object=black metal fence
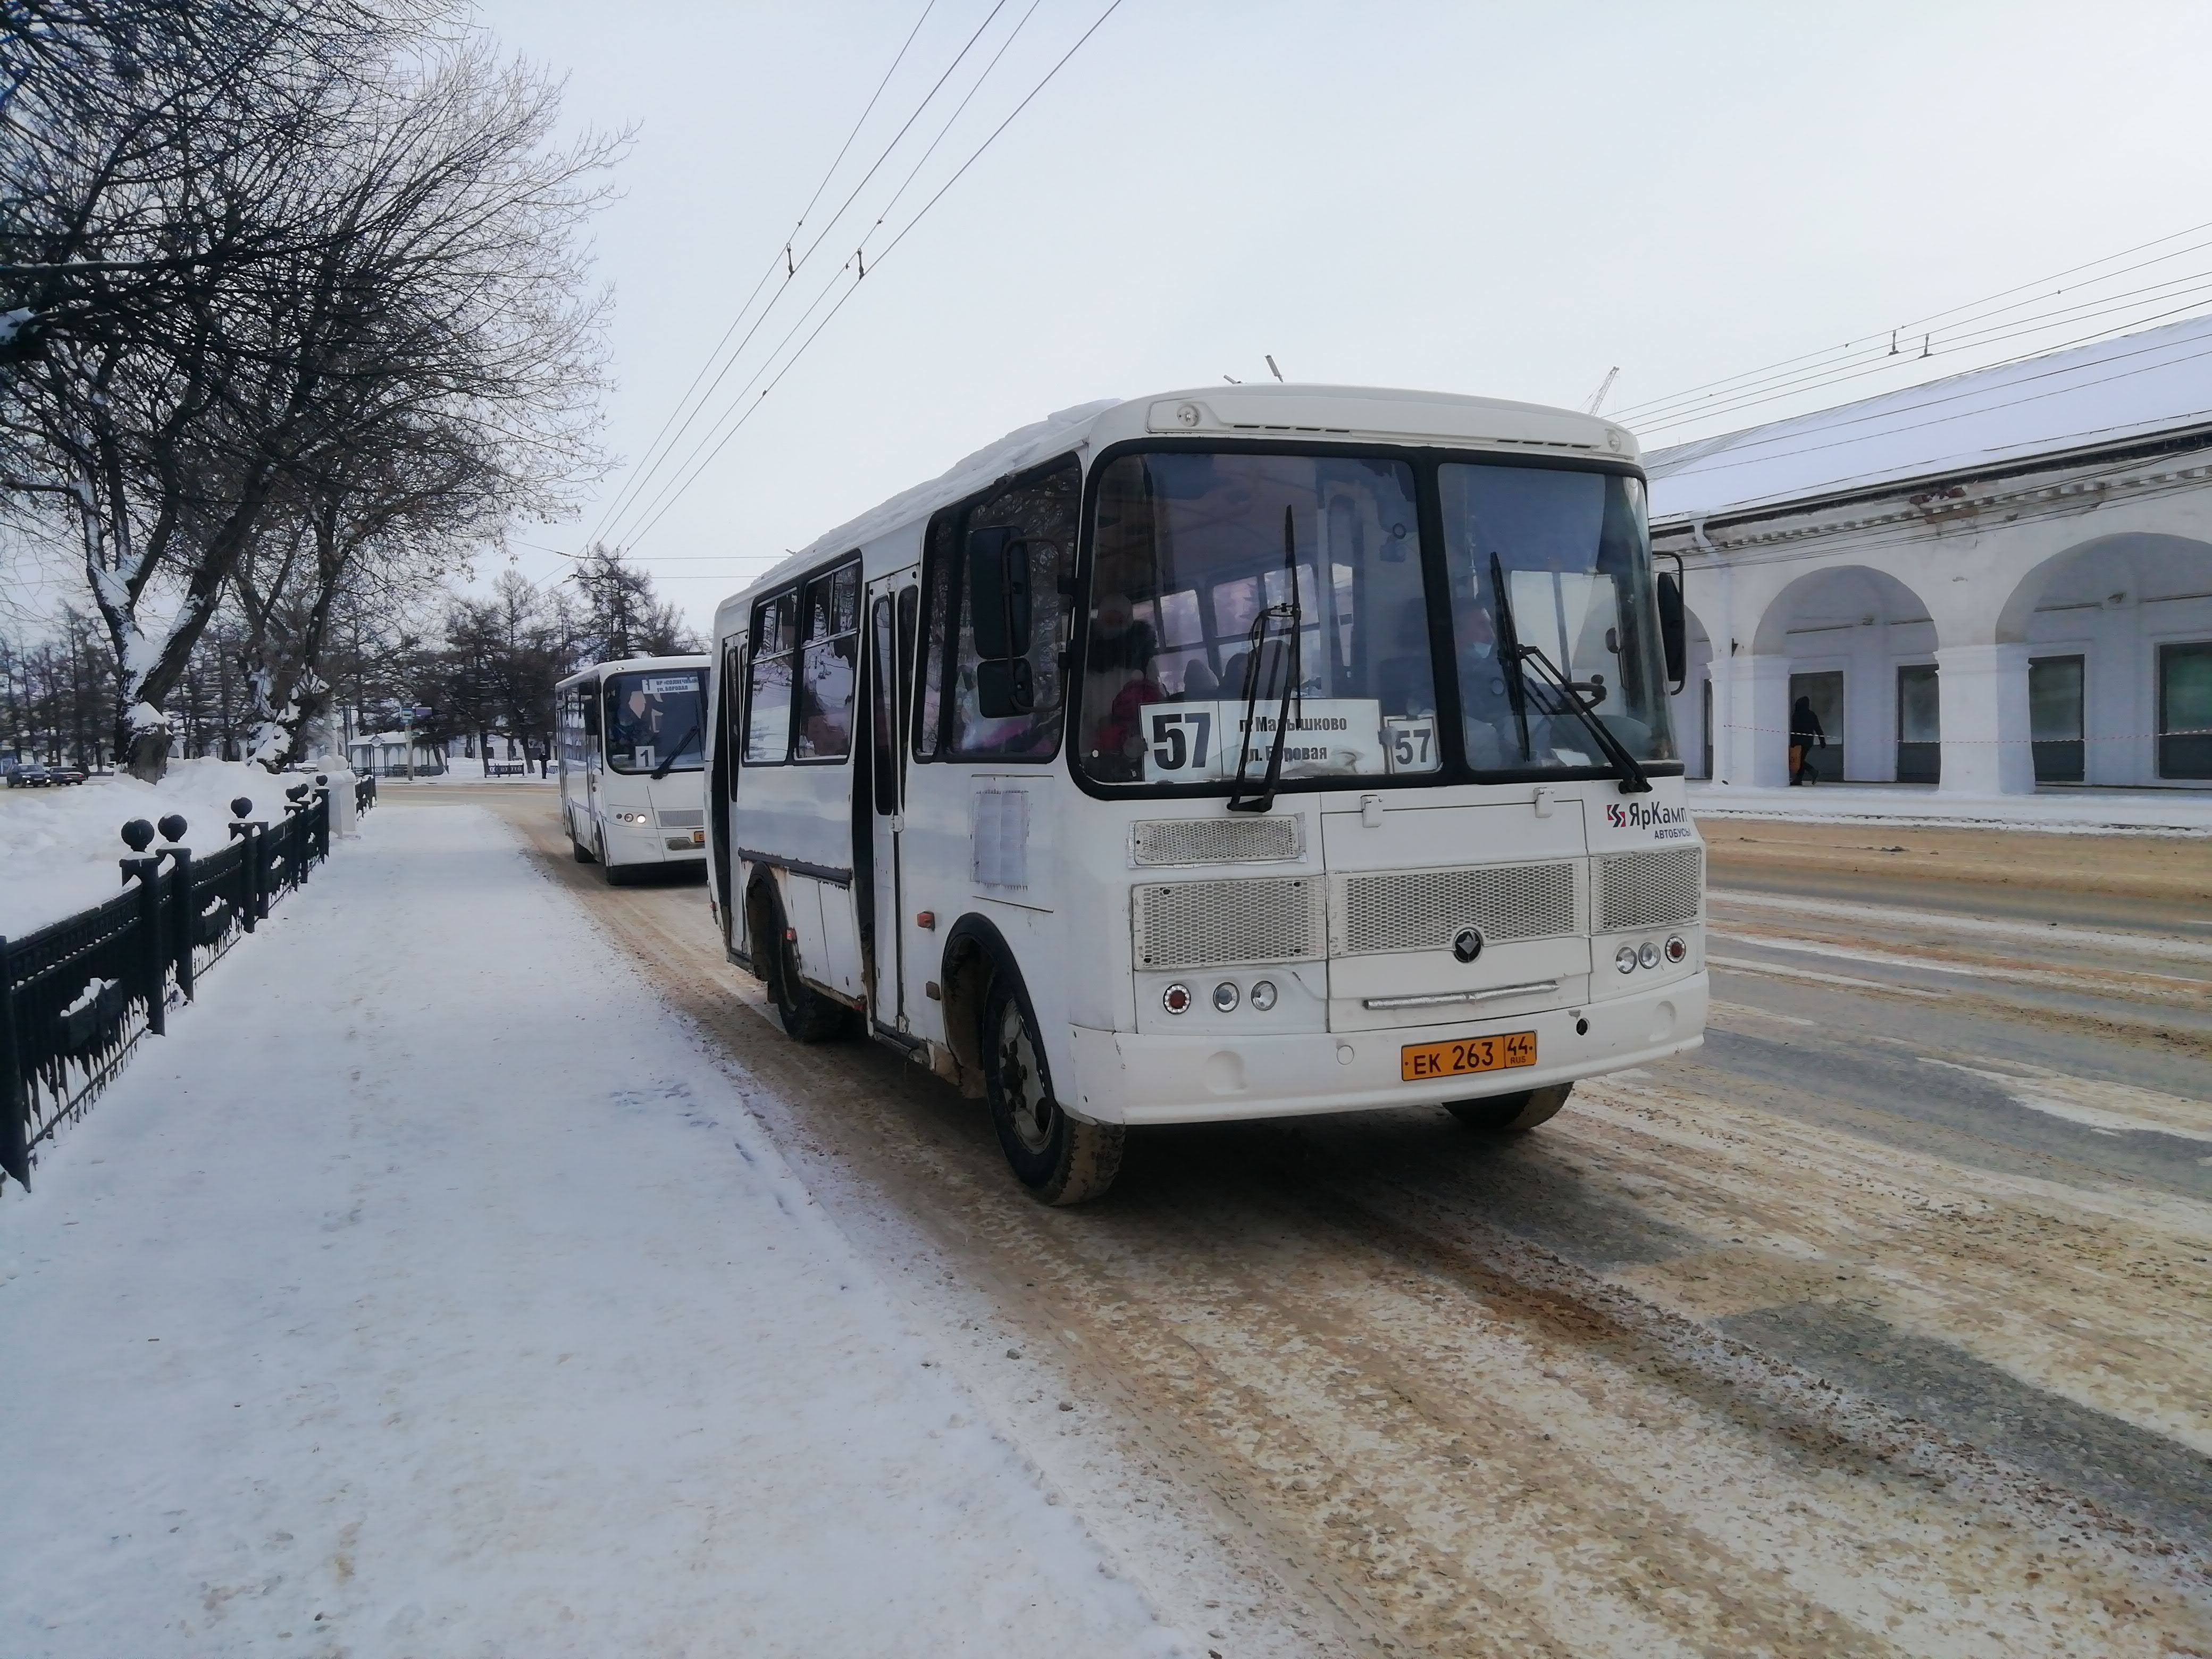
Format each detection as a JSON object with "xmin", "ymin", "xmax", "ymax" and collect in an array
[{"xmin": 0, "ymin": 774, "xmax": 368, "ymax": 1190}]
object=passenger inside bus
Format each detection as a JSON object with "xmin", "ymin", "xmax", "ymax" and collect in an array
[
  {"xmin": 1453, "ymin": 588, "xmax": 1519, "ymax": 770},
  {"xmin": 1080, "ymin": 590, "xmax": 1166, "ymax": 769}
]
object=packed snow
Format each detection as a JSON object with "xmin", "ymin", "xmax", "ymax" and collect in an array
[
  {"xmin": 1645, "ymin": 309, "xmax": 2212, "ymax": 518},
  {"xmin": 0, "ymin": 804, "xmax": 1185, "ymax": 1657},
  {"xmin": 0, "ymin": 759, "xmax": 338, "ymax": 937}
]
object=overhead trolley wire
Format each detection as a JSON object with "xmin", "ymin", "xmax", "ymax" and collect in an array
[
  {"xmin": 1612, "ymin": 218, "xmax": 2212, "ymax": 438},
  {"xmin": 601, "ymin": 0, "xmax": 1054, "ymax": 552},
  {"xmin": 1612, "ymin": 217, "xmax": 2212, "ymax": 423},
  {"xmin": 590, "ymin": 0, "xmax": 1017, "ymax": 553},
  {"xmin": 1620, "ymin": 256, "xmax": 2212, "ymax": 430},
  {"xmin": 616, "ymin": 0, "xmax": 1126, "ymax": 554},
  {"xmin": 1629, "ymin": 270, "xmax": 2212, "ymax": 439},
  {"xmin": 581, "ymin": 0, "xmax": 977, "ymax": 551}
]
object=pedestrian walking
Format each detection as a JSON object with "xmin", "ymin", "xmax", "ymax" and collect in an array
[{"xmin": 1789, "ymin": 694, "xmax": 1826, "ymax": 785}]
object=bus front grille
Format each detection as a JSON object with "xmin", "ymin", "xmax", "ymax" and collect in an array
[
  {"xmin": 1133, "ymin": 876, "xmax": 1325, "ymax": 968},
  {"xmin": 1336, "ymin": 862, "xmax": 1578, "ymax": 956},
  {"xmin": 657, "ymin": 808, "xmax": 705, "ymax": 828},
  {"xmin": 1596, "ymin": 846, "xmax": 1704, "ymax": 932},
  {"xmin": 1130, "ymin": 816, "xmax": 1303, "ymax": 867}
]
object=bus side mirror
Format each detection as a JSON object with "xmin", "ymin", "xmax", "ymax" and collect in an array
[
  {"xmin": 967, "ymin": 526, "xmax": 1033, "ymax": 659},
  {"xmin": 975, "ymin": 658, "xmax": 1034, "ymax": 718},
  {"xmin": 1656, "ymin": 567, "xmax": 1687, "ymax": 694},
  {"xmin": 968, "ymin": 525, "xmax": 1042, "ymax": 717}
]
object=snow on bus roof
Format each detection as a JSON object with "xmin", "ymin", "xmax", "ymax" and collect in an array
[{"xmin": 1643, "ymin": 310, "xmax": 2212, "ymax": 522}]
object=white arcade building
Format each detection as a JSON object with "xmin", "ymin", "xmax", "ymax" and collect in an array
[{"xmin": 1649, "ymin": 313, "xmax": 2212, "ymax": 795}]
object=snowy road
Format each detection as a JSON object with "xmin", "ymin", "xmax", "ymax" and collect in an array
[{"xmin": 453, "ymin": 787, "xmax": 2212, "ymax": 1658}]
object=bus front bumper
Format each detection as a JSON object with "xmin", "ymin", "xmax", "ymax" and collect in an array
[{"xmin": 1065, "ymin": 974, "xmax": 1706, "ymax": 1127}]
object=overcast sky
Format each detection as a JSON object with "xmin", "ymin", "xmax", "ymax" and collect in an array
[{"xmin": 466, "ymin": 0, "xmax": 2212, "ymax": 629}]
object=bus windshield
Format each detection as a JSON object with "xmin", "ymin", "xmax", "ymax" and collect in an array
[
  {"xmin": 604, "ymin": 669, "xmax": 705, "ymax": 774},
  {"xmin": 1078, "ymin": 451, "xmax": 1439, "ymax": 786},
  {"xmin": 1439, "ymin": 464, "xmax": 1674, "ymax": 773}
]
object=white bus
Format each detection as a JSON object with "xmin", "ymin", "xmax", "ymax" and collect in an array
[
  {"xmin": 556, "ymin": 653, "xmax": 711, "ymax": 884},
  {"xmin": 707, "ymin": 388, "xmax": 1706, "ymax": 1204}
]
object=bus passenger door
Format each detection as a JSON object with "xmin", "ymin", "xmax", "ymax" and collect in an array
[{"xmin": 862, "ymin": 581, "xmax": 914, "ymax": 1028}]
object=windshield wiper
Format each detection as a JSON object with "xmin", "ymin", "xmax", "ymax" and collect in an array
[
  {"xmin": 1488, "ymin": 553, "xmax": 1651, "ymax": 795},
  {"xmin": 1228, "ymin": 506, "xmax": 1304, "ymax": 814},
  {"xmin": 650, "ymin": 724, "xmax": 699, "ymax": 780}
]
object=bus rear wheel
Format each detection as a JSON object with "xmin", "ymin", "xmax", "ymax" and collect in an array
[
  {"xmin": 1446, "ymin": 1083, "xmax": 1572, "ymax": 1133},
  {"xmin": 754, "ymin": 885, "xmax": 849, "ymax": 1043},
  {"xmin": 982, "ymin": 976, "xmax": 1121, "ymax": 1205}
]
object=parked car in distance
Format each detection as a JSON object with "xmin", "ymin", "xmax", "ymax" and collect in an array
[{"xmin": 7, "ymin": 762, "xmax": 51, "ymax": 787}]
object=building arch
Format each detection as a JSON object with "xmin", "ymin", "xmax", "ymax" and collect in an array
[
  {"xmin": 1668, "ymin": 602, "xmax": 1716, "ymax": 777},
  {"xmin": 1742, "ymin": 565, "xmax": 1940, "ymax": 784},
  {"xmin": 1991, "ymin": 532, "xmax": 2212, "ymax": 786}
]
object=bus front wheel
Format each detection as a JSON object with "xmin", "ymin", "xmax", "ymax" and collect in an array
[
  {"xmin": 982, "ymin": 976, "xmax": 1122, "ymax": 1205},
  {"xmin": 1446, "ymin": 1083, "xmax": 1571, "ymax": 1134},
  {"xmin": 571, "ymin": 824, "xmax": 596, "ymax": 863}
]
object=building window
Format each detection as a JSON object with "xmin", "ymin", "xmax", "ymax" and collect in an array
[
  {"xmin": 1896, "ymin": 664, "xmax": 1940, "ymax": 785},
  {"xmin": 2029, "ymin": 654, "xmax": 2085, "ymax": 784},
  {"xmin": 2159, "ymin": 641, "xmax": 2212, "ymax": 780}
]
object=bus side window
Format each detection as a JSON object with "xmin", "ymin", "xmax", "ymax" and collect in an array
[
  {"xmin": 949, "ymin": 456, "xmax": 1079, "ymax": 760},
  {"xmin": 723, "ymin": 640, "xmax": 746, "ymax": 795},
  {"xmin": 745, "ymin": 593, "xmax": 796, "ymax": 764},
  {"xmin": 869, "ymin": 596, "xmax": 897, "ymax": 814},
  {"xmin": 795, "ymin": 560, "xmax": 860, "ymax": 761},
  {"xmin": 915, "ymin": 512, "xmax": 957, "ymax": 758}
]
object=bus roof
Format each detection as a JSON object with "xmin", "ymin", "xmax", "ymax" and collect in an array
[
  {"xmin": 713, "ymin": 385, "xmax": 1637, "ymax": 636},
  {"xmin": 556, "ymin": 652, "xmax": 710, "ymax": 691}
]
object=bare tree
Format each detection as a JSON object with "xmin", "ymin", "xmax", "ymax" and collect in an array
[{"xmin": 2, "ymin": 13, "xmax": 616, "ymax": 777}]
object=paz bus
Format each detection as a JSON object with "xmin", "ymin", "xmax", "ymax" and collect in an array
[
  {"xmin": 555, "ymin": 653, "xmax": 711, "ymax": 884},
  {"xmin": 706, "ymin": 387, "xmax": 1706, "ymax": 1204}
]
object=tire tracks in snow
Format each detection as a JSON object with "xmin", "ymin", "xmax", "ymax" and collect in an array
[{"xmin": 457, "ymin": 792, "xmax": 2212, "ymax": 1658}]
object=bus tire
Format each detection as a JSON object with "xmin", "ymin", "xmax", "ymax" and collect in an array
[
  {"xmin": 572, "ymin": 827, "xmax": 596, "ymax": 863},
  {"xmin": 755, "ymin": 884, "xmax": 849, "ymax": 1043},
  {"xmin": 1446, "ymin": 1083, "xmax": 1571, "ymax": 1134},
  {"xmin": 599, "ymin": 834, "xmax": 636, "ymax": 886},
  {"xmin": 982, "ymin": 975, "xmax": 1122, "ymax": 1205}
]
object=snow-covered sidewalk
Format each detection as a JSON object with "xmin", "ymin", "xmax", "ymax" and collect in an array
[
  {"xmin": 1688, "ymin": 778, "xmax": 2212, "ymax": 834},
  {"xmin": 0, "ymin": 806, "xmax": 1180, "ymax": 1657}
]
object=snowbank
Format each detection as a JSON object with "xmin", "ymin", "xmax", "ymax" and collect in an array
[
  {"xmin": 0, "ymin": 759, "xmax": 335, "ymax": 937},
  {"xmin": 0, "ymin": 805, "xmax": 1184, "ymax": 1657},
  {"xmin": 1687, "ymin": 780, "xmax": 2212, "ymax": 835}
]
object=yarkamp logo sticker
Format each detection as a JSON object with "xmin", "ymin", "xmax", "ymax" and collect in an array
[{"xmin": 1607, "ymin": 800, "xmax": 1695, "ymax": 839}]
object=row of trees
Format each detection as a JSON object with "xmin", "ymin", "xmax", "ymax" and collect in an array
[
  {"xmin": 0, "ymin": 552, "xmax": 697, "ymax": 772},
  {"xmin": 1, "ymin": 1, "xmax": 619, "ymax": 778}
]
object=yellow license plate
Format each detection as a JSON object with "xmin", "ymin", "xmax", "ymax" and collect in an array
[{"xmin": 1401, "ymin": 1030, "xmax": 1537, "ymax": 1083}]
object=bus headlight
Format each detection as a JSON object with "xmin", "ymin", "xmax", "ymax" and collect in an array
[
  {"xmin": 1212, "ymin": 982, "xmax": 1240, "ymax": 1012},
  {"xmin": 1162, "ymin": 983, "xmax": 1192, "ymax": 1015},
  {"xmin": 1665, "ymin": 935, "xmax": 1688, "ymax": 964},
  {"xmin": 615, "ymin": 810, "xmax": 650, "ymax": 825},
  {"xmin": 1249, "ymin": 979, "xmax": 1278, "ymax": 1011},
  {"xmin": 1638, "ymin": 941, "xmax": 1662, "ymax": 970},
  {"xmin": 1615, "ymin": 945, "xmax": 1638, "ymax": 974}
]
